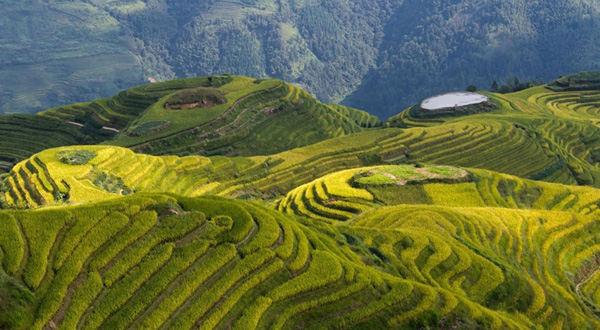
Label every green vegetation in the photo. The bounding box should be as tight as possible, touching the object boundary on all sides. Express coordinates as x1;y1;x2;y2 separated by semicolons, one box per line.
1;72;600;328
2;77;372;172
353;164;469;186
1;72;600;213
129;121;171;137
409;101;498;119
491;77;545;94
165;87;227;109
4;1;600;118
0;114;109;175
56;149;97;165
0;1;143;114
112;77;372;158
0;273;34;329
0;190;599;329
0;75;378;174
547;71;600;92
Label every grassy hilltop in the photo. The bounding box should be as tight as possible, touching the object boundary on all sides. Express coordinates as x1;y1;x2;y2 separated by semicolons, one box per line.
1;72;600;328
0;75;378;175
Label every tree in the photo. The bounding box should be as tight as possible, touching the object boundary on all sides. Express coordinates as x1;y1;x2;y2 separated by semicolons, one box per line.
491;80;499;92
466;85;478;92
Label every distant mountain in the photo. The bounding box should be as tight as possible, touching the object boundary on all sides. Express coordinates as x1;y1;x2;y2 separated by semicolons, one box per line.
343;0;600;117
1;0;599;116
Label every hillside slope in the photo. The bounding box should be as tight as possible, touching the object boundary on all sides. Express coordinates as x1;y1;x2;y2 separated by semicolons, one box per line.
0;75;378;174
0;0;144;114
4;73;600;184
3;74;600;329
279;165;600;222
0;115;110;175
2;193;600;329
278;165;600;327
4;82;600;210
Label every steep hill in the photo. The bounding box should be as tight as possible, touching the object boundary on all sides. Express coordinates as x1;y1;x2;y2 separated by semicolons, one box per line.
0;75;378;174
280;165;600;328
0;114;113;174
3;184;600;329
3;78;600;211
2;0;600;117
0;0;144;114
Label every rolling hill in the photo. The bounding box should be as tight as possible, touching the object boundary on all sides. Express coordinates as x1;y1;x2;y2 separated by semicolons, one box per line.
1;72;600;329
3;173;600;328
0;75;378;175
4;74;600;209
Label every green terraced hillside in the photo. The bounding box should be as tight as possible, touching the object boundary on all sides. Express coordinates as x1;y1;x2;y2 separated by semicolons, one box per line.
547;72;600;92
2;192;600;330
4;73;600;193
279;165;600;223
386;85;600;186
4;74;600;208
0;146;221;209
1;114;599;209
110;76;379;157
276;165;600;328
1;72;600;329
0;114;113;174
42;74;381;157
0;75;234;174
0;75;378;175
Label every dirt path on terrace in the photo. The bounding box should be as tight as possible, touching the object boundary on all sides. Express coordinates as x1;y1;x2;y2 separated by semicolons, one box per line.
102;126;120;133
576;266;600;320
66;121;84;127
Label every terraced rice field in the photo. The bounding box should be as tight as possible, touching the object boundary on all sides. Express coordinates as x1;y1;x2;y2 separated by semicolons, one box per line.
4;76;600;190
0;115;588;208
279;166;600;222
3;186;600;329
39;75;235;131
276;166;600;328
1;146;227;208
346;203;600;329
388;86;600;187
0;75;378;176
118;78;377;157
0;114;108;175
6;82;600;208
0;194;541;330
3;76;600;328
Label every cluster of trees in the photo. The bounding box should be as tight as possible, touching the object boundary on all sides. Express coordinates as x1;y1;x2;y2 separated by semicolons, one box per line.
466;76;544;94
490;77;545;94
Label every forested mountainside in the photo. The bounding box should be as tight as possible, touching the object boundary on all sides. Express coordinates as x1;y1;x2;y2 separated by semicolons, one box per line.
1;0;599;117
